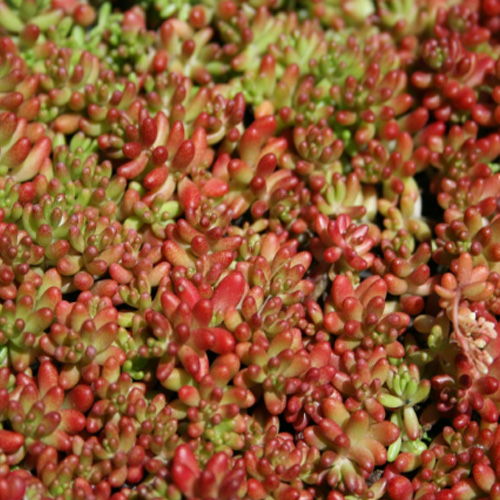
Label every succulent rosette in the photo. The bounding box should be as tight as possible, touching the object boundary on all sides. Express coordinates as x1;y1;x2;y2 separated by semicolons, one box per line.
1;1;500;499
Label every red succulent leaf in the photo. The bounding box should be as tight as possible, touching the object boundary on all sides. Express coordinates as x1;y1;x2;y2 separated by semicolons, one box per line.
212;271;246;312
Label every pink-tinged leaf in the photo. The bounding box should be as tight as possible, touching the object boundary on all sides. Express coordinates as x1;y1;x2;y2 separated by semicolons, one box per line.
264;389;286;415
19;382;39;412
172;139;195;170
323;312;344;334
178;385;201;407
350;445;376;472
247;478;267;500
403;406;420;441
161;291;180;317
94;322;118;352
212;153;230;180
37;361;59;397
479;397;499;423
123;142;143;159
190;328;215;351
109;263;133;284
0;430;24;454
144;166;168;190
455;252;473;284
90;279;118;298
117;152;148;179
221;387;254;408
141;117;157;147
208;327;236;353
122;6;146;29
322;398;350;425
109;465;128;489
59;409;86;434
365;398;386;422
11;136;51;182
370;421;400;447
387;476;413;500
189;127;208;167
206;452;229;482
192;298;213;327
154;110;169;144
66;384;94;413
282;354;310;378
212;271;246;312
145;309;171;340
177;219;202;242
357;275;387;307
472;463;495;493
2;474;27;500
174;444;200;476
364;438;388;467
173;302;193;329
152;145;168;165
36;446;57;476
178;345;201;378
174;276;201;308
219;468;246;498
163;240;193;268
290;251;312;270
309;341;332;368
201;177;228;198
53;114;80;134
331;275;355;309
0;390;9;414
207;251;235;271
251;115;276;143
156;358;175;384
59;365;80;390
178;177;201;211
386;341;405;359
42;386;64;412
166;120;185;155
268;330;294;357
5;137;30;167
211;353;240;385
239;126;261;166
317;419;346;448
256;152;277;177
346;410;370;440
463;280;495;301
401;444;433;473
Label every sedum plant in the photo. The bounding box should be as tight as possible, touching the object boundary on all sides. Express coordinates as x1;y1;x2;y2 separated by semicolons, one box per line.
0;0;499;499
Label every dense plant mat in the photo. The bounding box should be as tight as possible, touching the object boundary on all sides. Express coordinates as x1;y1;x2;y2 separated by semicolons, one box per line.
0;0;500;499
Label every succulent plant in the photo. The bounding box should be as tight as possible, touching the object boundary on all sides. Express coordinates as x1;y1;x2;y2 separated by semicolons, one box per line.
1;1;500;499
